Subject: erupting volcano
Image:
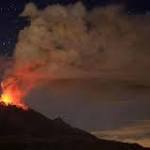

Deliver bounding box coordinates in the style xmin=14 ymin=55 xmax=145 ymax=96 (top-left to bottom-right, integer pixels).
xmin=0 ymin=77 xmax=28 ymax=110
xmin=0 ymin=79 xmax=149 ymax=150
xmin=0 ymin=102 xmax=148 ymax=150
xmin=0 ymin=79 xmax=148 ymax=150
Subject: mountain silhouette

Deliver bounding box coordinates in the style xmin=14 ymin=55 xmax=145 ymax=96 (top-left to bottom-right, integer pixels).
xmin=0 ymin=104 xmax=149 ymax=150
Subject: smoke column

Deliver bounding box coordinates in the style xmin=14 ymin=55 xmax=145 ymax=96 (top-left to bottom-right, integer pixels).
xmin=2 ymin=2 xmax=150 ymax=105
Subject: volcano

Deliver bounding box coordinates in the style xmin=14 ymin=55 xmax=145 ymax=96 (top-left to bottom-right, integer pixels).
xmin=0 ymin=104 xmax=149 ymax=150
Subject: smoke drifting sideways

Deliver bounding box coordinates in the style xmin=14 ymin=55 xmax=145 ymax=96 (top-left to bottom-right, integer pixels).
xmin=16 ymin=3 xmax=150 ymax=80
xmin=2 ymin=2 xmax=150 ymax=102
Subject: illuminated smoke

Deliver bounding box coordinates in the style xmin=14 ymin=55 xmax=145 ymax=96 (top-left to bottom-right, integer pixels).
xmin=1 ymin=2 xmax=150 ymax=106
xmin=13 ymin=2 xmax=150 ymax=80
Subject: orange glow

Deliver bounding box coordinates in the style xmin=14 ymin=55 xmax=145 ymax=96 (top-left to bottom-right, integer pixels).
xmin=0 ymin=64 xmax=46 ymax=110
xmin=1 ymin=92 xmax=12 ymax=105
xmin=0 ymin=78 xmax=28 ymax=110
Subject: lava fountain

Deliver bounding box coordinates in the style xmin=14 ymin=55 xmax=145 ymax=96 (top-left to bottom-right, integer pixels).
xmin=0 ymin=77 xmax=28 ymax=110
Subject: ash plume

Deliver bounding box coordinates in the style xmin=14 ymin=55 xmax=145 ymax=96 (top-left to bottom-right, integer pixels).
xmin=2 ymin=2 xmax=150 ymax=102
xmin=14 ymin=3 xmax=150 ymax=80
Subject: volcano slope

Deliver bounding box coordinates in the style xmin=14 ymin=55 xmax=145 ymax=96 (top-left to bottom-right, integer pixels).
xmin=0 ymin=104 xmax=149 ymax=150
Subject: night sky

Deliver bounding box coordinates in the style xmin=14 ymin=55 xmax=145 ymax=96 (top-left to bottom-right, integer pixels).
xmin=0 ymin=0 xmax=150 ymax=56
xmin=0 ymin=0 xmax=150 ymax=147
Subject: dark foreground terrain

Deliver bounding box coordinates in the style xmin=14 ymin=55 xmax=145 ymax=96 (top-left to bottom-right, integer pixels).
xmin=0 ymin=104 xmax=149 ymax=150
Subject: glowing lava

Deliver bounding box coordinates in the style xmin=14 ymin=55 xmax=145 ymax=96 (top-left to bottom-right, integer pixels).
xmin=1 ymin=92 xmax=12 ymax=105
xmin=0 ymin=78 xmax=28 ymax=110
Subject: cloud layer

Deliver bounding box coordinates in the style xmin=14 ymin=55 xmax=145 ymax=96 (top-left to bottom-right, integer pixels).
xmin=92 ymin=120 xmax=150 ymax=147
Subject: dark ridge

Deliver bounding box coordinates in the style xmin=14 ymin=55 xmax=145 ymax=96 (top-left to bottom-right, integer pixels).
xmin=0 ymin=104 xmax=149 ymax=150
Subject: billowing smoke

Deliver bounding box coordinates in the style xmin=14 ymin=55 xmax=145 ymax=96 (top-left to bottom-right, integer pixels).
xmin=13 ymin=3 xmax=150 ymax=81
xmin=2 ymin=2 xmax=150 ymax=104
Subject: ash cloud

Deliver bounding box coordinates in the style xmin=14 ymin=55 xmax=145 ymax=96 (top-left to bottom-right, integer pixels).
xmin=11 ymin=2 xmax=150 ymax=82
xmin=2 ymin=2 xmax=150 ymax=96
